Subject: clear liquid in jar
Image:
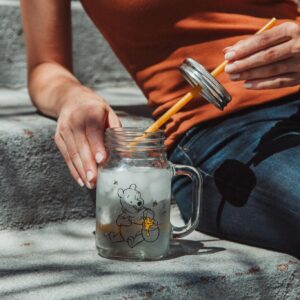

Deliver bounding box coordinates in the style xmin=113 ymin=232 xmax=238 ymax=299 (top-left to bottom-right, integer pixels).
xmin=96 ymin=166 xmax=172 ymax=260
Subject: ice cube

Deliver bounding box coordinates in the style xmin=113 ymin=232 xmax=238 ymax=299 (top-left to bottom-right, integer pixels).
xmin=148 ymin=170 xmax=172 ymax=202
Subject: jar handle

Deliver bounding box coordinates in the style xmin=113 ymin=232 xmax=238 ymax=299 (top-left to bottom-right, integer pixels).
xmin=171 ymin=164 xmax=203 ymax=238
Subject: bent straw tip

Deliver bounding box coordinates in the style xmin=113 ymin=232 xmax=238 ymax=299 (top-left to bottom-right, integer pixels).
xmin=266 ymin=17 xmax=277 ymax=27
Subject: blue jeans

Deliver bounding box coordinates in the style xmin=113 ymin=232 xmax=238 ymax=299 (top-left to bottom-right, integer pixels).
xmin=168 ymin=93 xmax=300 ymax=258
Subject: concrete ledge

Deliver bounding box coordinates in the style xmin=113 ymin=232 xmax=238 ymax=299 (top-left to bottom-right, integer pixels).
xmin=0 ymin=0 xmax=131 ymax=88
xmin=0 ymin=84 xmax=151 ymax=229
xmin=0 ymin=218 xmax=298 ymax=299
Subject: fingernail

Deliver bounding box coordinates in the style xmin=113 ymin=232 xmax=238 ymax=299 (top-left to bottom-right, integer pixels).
xmin=87 ymin=170 xmax=94 ymax=182
xmin=225 ymin=64 xmax=235 ymax=73
xmin=96 ymin=152 xmax=104 ymax=164
xmin=223 ymin=46 xmax=232 ymax=53
xmin=244 ymin=82 xmax=253 ymax=89
xmin=225 ymin=51 xmax=236 ymax=61
xmin=77 ymin=178 xmax=84 ymax=187
xmin=229 ymin=73 xmax=240 ymax=80
xmin=86 ymin=181 xmax=94 ymax=189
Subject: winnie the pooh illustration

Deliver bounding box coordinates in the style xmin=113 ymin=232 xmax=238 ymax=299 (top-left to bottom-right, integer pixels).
xmin=108 ymin=184 xmax=160 ymax=248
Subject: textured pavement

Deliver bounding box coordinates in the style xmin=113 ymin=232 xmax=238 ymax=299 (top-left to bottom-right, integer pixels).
xmin=0 ymin=0 xmax=131 ymax=88
xmin=0 ymin=218 xmax=299 ymax=300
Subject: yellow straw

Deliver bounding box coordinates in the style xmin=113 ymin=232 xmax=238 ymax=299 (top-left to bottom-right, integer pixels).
xmin=131 ymin=18 xmax=277 ymax=147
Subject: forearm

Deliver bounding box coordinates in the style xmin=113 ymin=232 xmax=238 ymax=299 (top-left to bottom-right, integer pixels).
xmin=20 ymin=0 xmax=121 ymax=189
xmin=28 ymin=62 xmax=82 ymax=118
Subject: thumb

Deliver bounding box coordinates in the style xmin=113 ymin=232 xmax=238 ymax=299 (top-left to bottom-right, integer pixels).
xmin=107 ymin=109 xmax=122 ymax=128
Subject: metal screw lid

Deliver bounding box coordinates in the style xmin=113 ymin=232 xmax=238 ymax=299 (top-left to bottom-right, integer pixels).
xmin=179 ymin=58 xmax=232 ymax=110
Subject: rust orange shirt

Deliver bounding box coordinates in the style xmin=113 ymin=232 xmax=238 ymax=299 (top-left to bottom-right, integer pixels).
xmin=80 ymin=0 xmax=300 ymax=148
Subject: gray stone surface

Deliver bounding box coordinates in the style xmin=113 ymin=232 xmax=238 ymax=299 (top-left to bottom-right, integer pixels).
xmin=0 ymin=0 xmax=131 ymax=88
xmin=0 ymin=84 xmax=151 ymax=230
xmin=0 ymin=218 xmax=299 ymax=300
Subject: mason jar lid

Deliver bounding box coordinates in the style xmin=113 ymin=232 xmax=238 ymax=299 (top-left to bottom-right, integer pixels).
xmin=179 ymin=58 xmax=232 ymax=110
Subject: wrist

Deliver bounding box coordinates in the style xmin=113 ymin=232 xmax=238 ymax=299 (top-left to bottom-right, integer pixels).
xmin=28 ymin=62 xmax=83 ymax=118
xmin=57 ymin=84 xmax=106 ymax=117
xmin=54 ymin=81 xmax=87 ymax=117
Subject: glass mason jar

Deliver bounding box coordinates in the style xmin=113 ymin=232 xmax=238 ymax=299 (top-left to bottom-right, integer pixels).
xmin=96 ymin=127 xmax=203 ymax=261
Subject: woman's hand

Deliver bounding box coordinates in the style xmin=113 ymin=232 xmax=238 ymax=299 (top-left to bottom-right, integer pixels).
xmin=54 ymin=85 xmax=121 ymax=189
xmin=224 ymin=22 xmax=300 ymax=89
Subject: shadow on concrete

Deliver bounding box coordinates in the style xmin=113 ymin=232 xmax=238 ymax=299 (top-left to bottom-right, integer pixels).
xmin=105 ymin=263 xmax=265 ymax=300
xmin=112 ymin=104 xmax=153 ymax=119
xmin=0 ymin=104 xmax=36 ymax=117
xmin=0 ymin=111 xmax=35 ymax=117
xmin=165 ymin=239 xmax=225 ymax=260
xmin=1 ymin=280 xmax=75 ymax=299
xmin=59 ymin=228 xmax=94 ymax=240
xmin=0 ymin=263 xmax=112 ymax=277
xmin=0 ymin=263 xmax=114 ymax=299
xmin=0 ymin=104 xmax=33 ymax=109
xmin=109 ymin=247 xmax=299 ymax=300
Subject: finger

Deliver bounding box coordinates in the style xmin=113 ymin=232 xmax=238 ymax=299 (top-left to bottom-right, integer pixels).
xmin=229 ymin=58 xmax=300 ymax=81
xmin=59 ymin=126 xmax=88 ymax=188
xmin=244 ymin=73 xmax=300 ymax=90
xmin=223 ymin=46 xmax=232 ymax=54
xmin=107 ymin=108 xmax=122 ymax=128
xmin=225 ymin=40 xmax=295 ymax=74
xmin=73 ymin=129 xmax=98 ymax=188
xmin=224 ymin=22 xmax=298 ymax=61
xmin=86 ymin=108 xmax=107 ymax=164
xmin=54 ymin=133 xmax=84 ymax=187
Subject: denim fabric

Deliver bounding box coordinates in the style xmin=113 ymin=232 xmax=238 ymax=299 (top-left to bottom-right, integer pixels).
xmin=168 ymin=93 xmax=300 ymax=258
